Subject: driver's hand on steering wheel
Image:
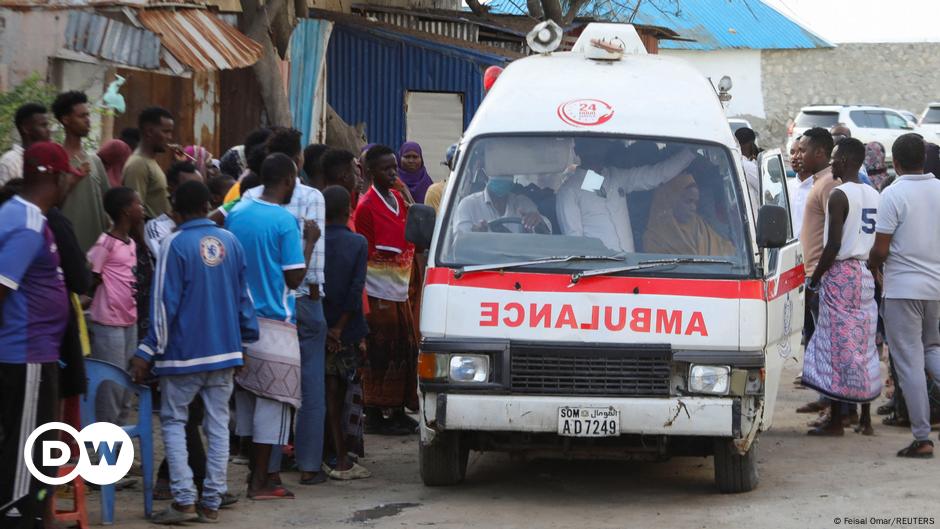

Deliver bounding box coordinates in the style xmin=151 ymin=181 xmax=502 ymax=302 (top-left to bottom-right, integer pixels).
xmin=472 ymin=220 xmax=489 ymax=232
xmin=522 ymin=212 xmax=545 ymax=233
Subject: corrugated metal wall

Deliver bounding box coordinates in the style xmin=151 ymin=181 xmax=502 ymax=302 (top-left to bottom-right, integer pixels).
xmin=365 ymin=11 xmax=479 ymax=43
xmin=290 ymin=19 xmax=332 ymax=146
xmin=324 ymin=23 xmax=507 ymax=149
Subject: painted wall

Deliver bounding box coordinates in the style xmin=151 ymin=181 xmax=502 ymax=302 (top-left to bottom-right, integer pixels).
xmin=661 ymin=49 xmax=764 ymax=119
xmin=0 ymin=9 xmax=69 ymax=89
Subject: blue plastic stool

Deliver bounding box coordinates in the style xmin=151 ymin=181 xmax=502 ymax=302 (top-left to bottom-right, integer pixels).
xmin=80 ymin=358 xmax=154 ymax=524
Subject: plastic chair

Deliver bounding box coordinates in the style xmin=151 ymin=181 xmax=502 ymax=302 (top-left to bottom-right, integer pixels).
xmin=80 ymin=358 xmax=153 ymax=524
xmin=49 ymin=464 xmax=89 ymax=529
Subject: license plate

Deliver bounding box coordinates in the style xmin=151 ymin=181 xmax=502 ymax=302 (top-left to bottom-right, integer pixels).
xmin=557 ymin=406 xmax=620 ymax=437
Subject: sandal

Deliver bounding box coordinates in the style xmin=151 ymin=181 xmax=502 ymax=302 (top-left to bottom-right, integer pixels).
xmin=247 ymin=485 xmax=295 ymax=500
xmin=897 ymin=440 xmax=934 ymax=459
xmin=876 ymin=403 xmax=894 ymax=416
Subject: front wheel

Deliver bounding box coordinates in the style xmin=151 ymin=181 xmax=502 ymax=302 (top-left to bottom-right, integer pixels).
xmin=419 ymin=432 xmax=468 ymax=486
xmin=713 ymin=438 xmax=759 ymax=493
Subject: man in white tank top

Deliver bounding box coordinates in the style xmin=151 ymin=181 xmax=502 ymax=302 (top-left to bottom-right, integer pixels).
xmin=802 ymin=138 xmax=881 ymax=436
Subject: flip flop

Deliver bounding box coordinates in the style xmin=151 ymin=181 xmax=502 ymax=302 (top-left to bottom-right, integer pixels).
xmin=247 ymin=486 xmax=295 ymax=500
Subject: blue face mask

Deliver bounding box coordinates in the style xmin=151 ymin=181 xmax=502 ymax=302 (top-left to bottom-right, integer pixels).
xmin=486 ymin=177 xmax=514 ymax=197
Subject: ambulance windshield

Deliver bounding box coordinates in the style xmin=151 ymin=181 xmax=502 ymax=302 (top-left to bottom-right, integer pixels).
xmin=437 ymin=135 xmax=753 ymax=276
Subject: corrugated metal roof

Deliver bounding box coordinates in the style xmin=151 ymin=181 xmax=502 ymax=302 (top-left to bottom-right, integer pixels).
xmin=64 ymin=10 xmax=161 ymax=68
xmin=323 ymin=22 xmax=507 ymax=150
xmin=137 ymin=8 xmax=262 ymax=71
xmin=485 ymin=0 xmax=833 ymax=50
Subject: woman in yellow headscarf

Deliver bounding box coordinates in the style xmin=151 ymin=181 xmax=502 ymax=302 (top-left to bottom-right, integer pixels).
xmin=643 ymin=172 xmax=735 ymax=256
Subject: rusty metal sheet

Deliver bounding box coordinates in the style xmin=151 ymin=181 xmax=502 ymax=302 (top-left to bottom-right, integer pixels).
xmin=64 ymin=10 xmax=161 ymax=68
xmin=137 ymin=8 xmax=262 ymax=71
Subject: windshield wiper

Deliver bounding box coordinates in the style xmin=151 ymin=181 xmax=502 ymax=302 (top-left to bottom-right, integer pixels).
xmin=570 ymin=257 xmax=737 ymax=284
xmin=454 ymin=255 xmax=625 ymax=278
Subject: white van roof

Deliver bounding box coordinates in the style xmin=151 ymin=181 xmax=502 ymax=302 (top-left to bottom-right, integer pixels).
xmin=464 ymin=50 xmax=735 ymax=148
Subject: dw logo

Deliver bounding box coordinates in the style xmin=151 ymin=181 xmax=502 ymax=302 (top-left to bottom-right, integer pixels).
xmin=23 ymin=422 xmax=134 ymax=486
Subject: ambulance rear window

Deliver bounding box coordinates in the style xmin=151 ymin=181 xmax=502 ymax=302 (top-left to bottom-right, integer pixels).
xmin=436 ymin=134 xmax=753 ymax=277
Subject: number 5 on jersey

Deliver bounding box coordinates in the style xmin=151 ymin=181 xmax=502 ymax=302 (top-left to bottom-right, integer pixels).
xmin=861 ymin=208 xmax=877 ymax=234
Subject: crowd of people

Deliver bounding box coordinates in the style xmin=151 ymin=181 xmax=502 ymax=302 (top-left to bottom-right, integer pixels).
xmin=0 ymin=94 xmax=438 ymax=526
xmin=780 ymin=124 xmax=940 ymax=458
xmin=2 ymin=88 xmax=940 ymax=528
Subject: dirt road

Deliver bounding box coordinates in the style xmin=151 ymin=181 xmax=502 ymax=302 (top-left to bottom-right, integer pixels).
xmin=106 ymin=363 xmax=938 ymax=529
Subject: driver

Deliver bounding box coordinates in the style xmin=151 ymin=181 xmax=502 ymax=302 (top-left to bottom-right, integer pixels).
xmin=453 ymin=174 xmax=551 ymax=234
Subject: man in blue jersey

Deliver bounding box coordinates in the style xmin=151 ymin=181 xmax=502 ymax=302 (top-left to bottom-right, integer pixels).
xmin=0 ymin=142 xmax=76 ymax=529
xmin=132 ymin=180 xmax=258 ymax=524
xmin=226 ymin=153 xmax=313 ymax=500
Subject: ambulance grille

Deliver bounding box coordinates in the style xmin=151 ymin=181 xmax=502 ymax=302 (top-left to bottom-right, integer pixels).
xmin=510 ymin=345 xmax=672 ymax=396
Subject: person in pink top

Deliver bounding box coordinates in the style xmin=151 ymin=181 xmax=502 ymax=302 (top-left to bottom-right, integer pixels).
xmin=87 ymin=186 xmax=144 ymax=424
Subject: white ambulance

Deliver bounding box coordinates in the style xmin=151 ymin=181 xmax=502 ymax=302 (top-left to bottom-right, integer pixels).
xmin=405 ymin=23 xmax=803 ymax=493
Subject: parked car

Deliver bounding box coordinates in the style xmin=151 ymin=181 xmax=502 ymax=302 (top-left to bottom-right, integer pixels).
xmin=786 ymin=105 xmax=919 ymax=164
xmin=899 ymin=110 xmax=919 ymax=125
xmin=919 ymin=103 xmax=940 ymax=140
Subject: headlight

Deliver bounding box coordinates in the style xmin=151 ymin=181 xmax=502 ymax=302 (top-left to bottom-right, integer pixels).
xmin=689 ymin=365 xmax=730 ymax=395
xmin=449 ymin=355 xmax=490 ymax=383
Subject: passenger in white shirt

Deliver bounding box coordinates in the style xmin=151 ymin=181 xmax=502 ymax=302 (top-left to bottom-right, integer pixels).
xmin=555 ymin=140 xmax=695 ymax=252
xmin=454 ymin=175 xmax=550 ymax=234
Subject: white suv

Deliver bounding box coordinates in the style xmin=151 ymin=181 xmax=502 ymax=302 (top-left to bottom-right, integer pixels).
xmin=786 ymin=105 xmax=919 ymax=164
xmin=919 ymin=103 xmax=940 ymax=140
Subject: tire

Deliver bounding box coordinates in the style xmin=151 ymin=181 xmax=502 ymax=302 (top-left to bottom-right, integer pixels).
xmin=713 ymin=438 xmax=759 ymax=493
xmin=419 ymin=432 xmax=468 ymax=486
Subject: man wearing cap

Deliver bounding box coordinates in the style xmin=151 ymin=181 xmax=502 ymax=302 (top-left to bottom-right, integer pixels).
xmin=0 ymin=142 xmax=77 ymax=528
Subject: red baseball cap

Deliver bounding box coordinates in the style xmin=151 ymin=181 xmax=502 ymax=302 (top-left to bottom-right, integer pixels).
xmin=23 ymin=141 xmax=83 ymax=179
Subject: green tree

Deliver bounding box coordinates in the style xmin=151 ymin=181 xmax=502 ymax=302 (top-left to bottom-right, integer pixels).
xmin=0 ymin=74 xmax=58 ymax=152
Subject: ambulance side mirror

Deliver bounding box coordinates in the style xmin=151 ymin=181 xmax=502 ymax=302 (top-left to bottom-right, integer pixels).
xmin=756 ymin=204 xmax=788 ymax=249
xmin=406 ymin=204 xmax=436 ymax=250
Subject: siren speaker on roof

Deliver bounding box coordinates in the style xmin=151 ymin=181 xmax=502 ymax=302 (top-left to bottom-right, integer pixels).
xmin=526 ymin=20 xmax=564 ymax=54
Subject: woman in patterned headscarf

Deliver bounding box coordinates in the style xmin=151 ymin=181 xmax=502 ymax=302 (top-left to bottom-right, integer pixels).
xmin=864 ymin=142 xmax=888 ymax=190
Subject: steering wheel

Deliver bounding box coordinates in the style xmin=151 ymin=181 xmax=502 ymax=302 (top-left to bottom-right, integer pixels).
xmin=486 ymin=216 xmax=551 ymax=234
xmin=487 ymin=216 xmax=523 ymax=233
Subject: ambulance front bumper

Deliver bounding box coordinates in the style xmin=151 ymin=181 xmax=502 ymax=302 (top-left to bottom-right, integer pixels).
xmin=422 ymin=393 xmax=736 ymax=437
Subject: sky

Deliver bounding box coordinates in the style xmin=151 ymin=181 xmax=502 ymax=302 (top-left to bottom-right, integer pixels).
xmin=762 ymin=0 xmax=940 ymax=43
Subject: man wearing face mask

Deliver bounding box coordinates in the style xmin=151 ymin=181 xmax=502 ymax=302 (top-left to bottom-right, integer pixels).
xmin=453 ymin=174 xmax=550 ymax=234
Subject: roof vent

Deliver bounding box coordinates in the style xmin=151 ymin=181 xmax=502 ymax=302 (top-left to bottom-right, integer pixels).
xmin=572 ymin=23 xmax=647 ymax=59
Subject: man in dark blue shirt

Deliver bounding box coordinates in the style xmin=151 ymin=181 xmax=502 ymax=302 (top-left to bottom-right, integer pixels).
xmin=321 ymin=185 xmax=370 ymax=480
